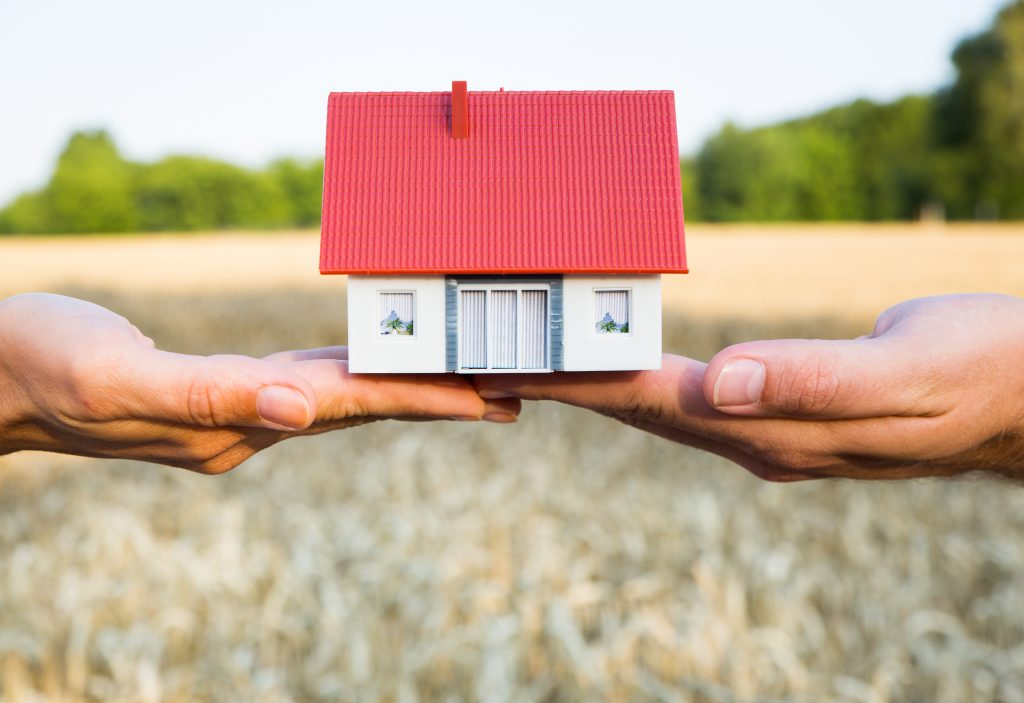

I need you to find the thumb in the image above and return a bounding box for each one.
[703,337,932,419]
[121,351,316,430]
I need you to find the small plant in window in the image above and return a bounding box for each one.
[596,311,628,334]
[597,313,619,333]
[381,309,413,335]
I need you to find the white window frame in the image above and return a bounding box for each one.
[377,289,417,339]
[593,287,633,337]
[457,282,551,373]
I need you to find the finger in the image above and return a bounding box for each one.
[482,397,521,423]
[288,360,501,422]
[18,417,261,473]
[263,346,349,364]
[475,363,830,481]
[115,350,318,431]
[476,355,720,430]
[703,337,944,419]
[574,396,951,481]
[474,356,859,462]
[474,356,971,479]
[623,416,821,483]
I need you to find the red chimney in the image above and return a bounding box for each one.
[451,80,468,139]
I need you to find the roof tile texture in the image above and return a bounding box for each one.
[320,90,686,274]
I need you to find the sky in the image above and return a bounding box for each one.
[0,0,1007,205]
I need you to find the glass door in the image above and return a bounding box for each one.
[458,286,548,372]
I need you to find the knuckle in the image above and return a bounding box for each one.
[202,445,256,475]
[261,350,292,364]
[186,371,231,428]
[729,446,823,483]
[872,304,905,337]
[193,457,237,475]
[610,374,678,427]
[752,467,815,484]
[330,397,365,420]
[182,437,248,475]
[174,439,222,466]
[612,386,651,422]
[763,449,808,472]
[775,359,841,415]
[754,441,826,474]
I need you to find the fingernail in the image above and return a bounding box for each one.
[484,412,518,424]
[712,359,765,407]
[257,386,312,429]
[479,389,515,399]
[483,399,519,415]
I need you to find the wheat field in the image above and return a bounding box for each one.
[1,225,1024,702]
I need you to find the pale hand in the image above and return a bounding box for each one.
[476,294,1024,481]
[0,294,519,473]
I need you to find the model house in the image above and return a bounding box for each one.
[319,81,687,373]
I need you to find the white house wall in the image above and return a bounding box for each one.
[347,275,447,373]
[562,275,662,371]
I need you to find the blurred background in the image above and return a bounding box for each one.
[2,1,1024,701]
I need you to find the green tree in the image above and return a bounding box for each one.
[7,2,1023,232]
[135,156,290,231]
[813,97,934,220]
[680,158,701,222]
[695,120,861,221]
[0,132,313,234]
[268,158,324,227]
[48,130,139,233]
[686,1,1022,222]
[0,131,140,234]
[935,0,1024,218]
[0,190,50,234]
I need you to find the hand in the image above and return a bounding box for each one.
[0,294,519,473]
[475,294,1024,481]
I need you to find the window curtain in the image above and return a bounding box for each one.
[595,290,629,332]
[380,292,414,334]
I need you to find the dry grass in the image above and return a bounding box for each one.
[4,223,1024,323]
[1,226,1024,701]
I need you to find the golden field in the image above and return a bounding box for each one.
[4,223,1024,320]
[1,224,1024,702]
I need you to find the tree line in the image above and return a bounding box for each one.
[1,1,1021,233]
[0,132,323,234]
[686,0,1024,222]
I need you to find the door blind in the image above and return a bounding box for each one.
[491,291,517,369]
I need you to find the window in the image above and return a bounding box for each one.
[459,286,548,371]
[595,289,630,334]
[379,292,414,336]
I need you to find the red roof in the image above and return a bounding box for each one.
[320,88,687,275]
